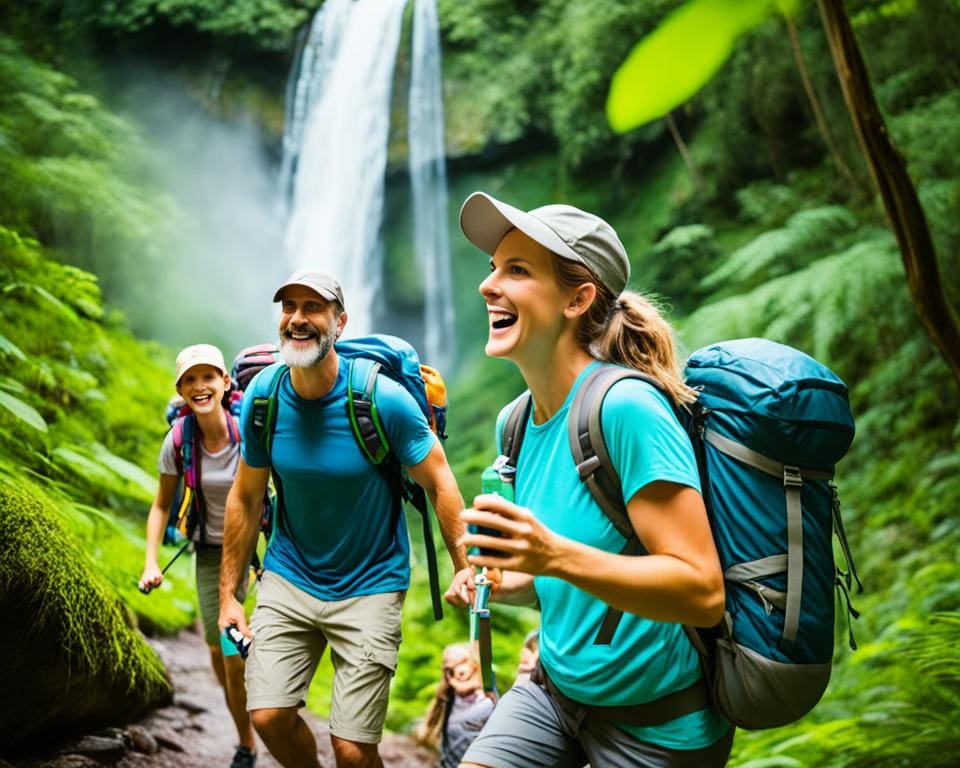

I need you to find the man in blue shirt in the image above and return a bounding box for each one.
[219,268,471,768]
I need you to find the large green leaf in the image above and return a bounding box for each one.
[607,0,798,132]
[52,446,117,487]
[90,443,155,497]
[2,282,79,321]
[0,389,48,432]
[0,333,26,361]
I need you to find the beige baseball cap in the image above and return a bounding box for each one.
[459,191,631,295]
[273,268,345,307]
[174,344,227,386]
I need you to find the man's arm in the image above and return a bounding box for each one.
[404,440,470,576]
[218,458,271,638]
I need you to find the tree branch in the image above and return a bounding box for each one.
[818,0,960,388]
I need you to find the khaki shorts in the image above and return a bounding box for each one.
[246,571,404,744]
[195,545,248,649]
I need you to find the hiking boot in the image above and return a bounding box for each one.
[230,745,256,768]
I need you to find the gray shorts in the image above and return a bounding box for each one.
[195,545,248,648]
[245,571,404,744]
[462,681,734,768]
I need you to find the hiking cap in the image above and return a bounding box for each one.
[459,191,631,295]
[175,344,227,386]
[273,268,345,308]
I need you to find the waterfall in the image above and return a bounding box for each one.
[281,0,454,362]
[283,0,408,338]
[409,0,455,369]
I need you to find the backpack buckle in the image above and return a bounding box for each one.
[576,455,602,480]
[783,465,802,488]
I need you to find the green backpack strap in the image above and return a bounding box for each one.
[249,364,288,455]
[346,357,444,621]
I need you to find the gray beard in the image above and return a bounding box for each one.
[280,325,337,368]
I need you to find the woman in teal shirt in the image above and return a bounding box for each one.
[449,192,733,767]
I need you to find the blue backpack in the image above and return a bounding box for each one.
[501,338,861,730]
[248,334,449,620]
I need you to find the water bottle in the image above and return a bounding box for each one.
[470,456,515,557]
[481,455,515,501]
[225,624,252,659]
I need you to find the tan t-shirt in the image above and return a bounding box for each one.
[158,428,240,545]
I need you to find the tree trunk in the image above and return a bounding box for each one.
[818,0,960,388]
[783,13,859,189]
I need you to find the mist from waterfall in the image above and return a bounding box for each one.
[408,0,454,369]
[280,0,455,365]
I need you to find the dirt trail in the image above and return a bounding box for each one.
[3,626,438,768]
[125,626,440,768]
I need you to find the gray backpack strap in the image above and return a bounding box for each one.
[703,428,833,649]
[568,365,667,645]
[569,366,635,538]
[502,392,532,468]
[538,659,710,727]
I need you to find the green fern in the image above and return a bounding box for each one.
[681,232,902,362]
[700,205,860,295]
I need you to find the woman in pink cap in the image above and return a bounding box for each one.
[138,344,257,768]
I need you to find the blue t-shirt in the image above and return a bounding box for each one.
[495,362,729,750]
[241,359,436,601]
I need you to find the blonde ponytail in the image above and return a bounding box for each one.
[553,257,697,407]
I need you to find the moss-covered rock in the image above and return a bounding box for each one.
[0,479,172,752]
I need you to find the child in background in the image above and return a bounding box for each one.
[416,643,495,768]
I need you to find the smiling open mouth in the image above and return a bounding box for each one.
[285,328,317,341]
[490,311,517,330]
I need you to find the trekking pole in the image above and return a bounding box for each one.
[470,568,497,699]
[138,538,192,594]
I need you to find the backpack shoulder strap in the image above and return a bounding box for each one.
[567,365,672,645]
[225,411,240,445]
[173,414,200,490]
[345,356,444,621]
[501,393,532,469]
[249,363,288,457]
[171,417,185,477]
[568,365,665,540]
[346,357,390,465]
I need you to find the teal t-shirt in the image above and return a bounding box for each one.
[241,359,436,601]
[496,362,729,750]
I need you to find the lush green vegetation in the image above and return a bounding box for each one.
[1,0,958,764]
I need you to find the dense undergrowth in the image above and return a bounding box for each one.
[1,1,959,764]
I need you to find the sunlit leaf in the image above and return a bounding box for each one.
[0,375,27,395]
[91,443,155,496]
[2,281,79,321]
[52,446,117,486]
[0,389,48,432]
[607,0,799,133]
[0,333,26,361]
